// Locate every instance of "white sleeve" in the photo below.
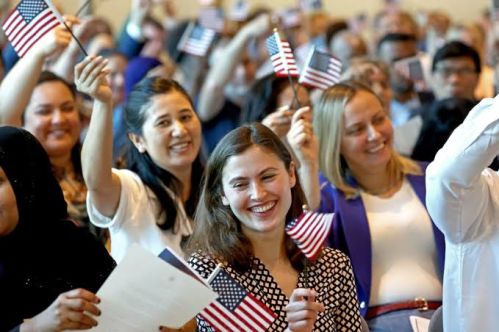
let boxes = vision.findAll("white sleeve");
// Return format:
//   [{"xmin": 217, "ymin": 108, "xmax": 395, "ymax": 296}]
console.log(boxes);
[
  {"xmin": 86, "ymin": 169, "xmax": 149, "ymax": 230},
  {"xmin": 426, "ymin": 96, "xmax": 499, "ymax": 243}
]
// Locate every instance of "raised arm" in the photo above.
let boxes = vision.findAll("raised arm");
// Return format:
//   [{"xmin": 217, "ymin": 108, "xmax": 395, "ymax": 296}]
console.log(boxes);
[
  {"xmin": 426, "ymin": 97, "xmax": 499, "ymax": 243},
  {"xmin": 287, "ymin": 107, "xmax": 321, "ymax": 210},
  {"xmin": 0, "ymin": 20, "xmax": 74, "ymax": 126},
  {"xmin": 196, "ymin": 13, "xmax": 271, "ymax": 122},
  {"xmin": 76, "ymin": 56, "xmax": 121, "ymax": 218}
]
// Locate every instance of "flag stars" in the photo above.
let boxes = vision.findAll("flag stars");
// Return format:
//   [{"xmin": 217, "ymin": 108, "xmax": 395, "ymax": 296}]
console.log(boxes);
[{"xmin": 18, "ymin": 0, "xmax": 48, "ymax": 22}]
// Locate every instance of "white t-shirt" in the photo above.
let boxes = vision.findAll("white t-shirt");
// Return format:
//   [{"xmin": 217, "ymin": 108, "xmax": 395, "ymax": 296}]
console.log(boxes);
[
  {"xmin": 87, "ymin": 169, "xmax": 190, "ymax": 263},
  {"xmin": 361, "ymin": 179, "xmax": 442, "ymax": 306}
]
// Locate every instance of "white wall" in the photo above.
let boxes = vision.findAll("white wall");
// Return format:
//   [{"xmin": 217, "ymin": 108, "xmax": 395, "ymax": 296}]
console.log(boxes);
[{"xmin": 60, "ymin": 0, "xmax": 490, "ymax": 34}]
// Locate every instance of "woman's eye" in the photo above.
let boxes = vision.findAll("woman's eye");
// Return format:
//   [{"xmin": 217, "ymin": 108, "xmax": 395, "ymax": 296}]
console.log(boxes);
[
  {"xmin": 347, "ymin": 127, "xmax": 363, "ymax": 135},
  {"xmin": 262, "ymin": 174, "xmax": 276, "ymax": 181},
  {"xmin": 61, "ymin": 105, "xmax": 75, "ymax": 113},
  {"xmin": 156, "ymin": 120, "xmax": 171, "ymax": 127},
  {"xmin": 180, "ymin": 114, "xmax": 192, "ymax": 122},
  {"xmin": 373, "ymin": 115, "xmax": 385, "ymax": 124},
  {"xmin": 34, "ymin": 109, "xmax": 51, "ymax": 116}
]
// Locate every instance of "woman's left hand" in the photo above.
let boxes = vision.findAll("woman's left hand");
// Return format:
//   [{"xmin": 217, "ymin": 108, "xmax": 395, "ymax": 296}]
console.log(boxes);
[
  {"xmin": 286, "ymin": 107, "xmax": 318, "ymax": 166},
  {"xmin": 284, "ymin": 288, "xmax": 325, "ymax": 332},
  {"xmin": 74, "ymin": 56, "xmax": 112, "ymax": 103}
]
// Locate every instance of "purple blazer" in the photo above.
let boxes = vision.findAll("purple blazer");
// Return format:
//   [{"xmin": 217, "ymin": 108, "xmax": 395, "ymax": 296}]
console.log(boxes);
[{"xmin": 318, "ymin": 163, "xmax": 445, "ymax": 317}]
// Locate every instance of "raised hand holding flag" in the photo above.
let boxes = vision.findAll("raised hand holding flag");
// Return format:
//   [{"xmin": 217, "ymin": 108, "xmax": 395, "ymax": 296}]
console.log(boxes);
[
  {"xmin": 2, "ymin": 0, "xmax": 87, "ymax": 58},
  {"xmin": 2, "ymin": 0, "xmax": 61, "ymax": 57}
]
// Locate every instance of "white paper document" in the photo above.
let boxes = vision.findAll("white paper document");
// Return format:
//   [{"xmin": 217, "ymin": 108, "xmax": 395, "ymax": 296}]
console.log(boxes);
[
  {"xmin": 90, "ymin": 245, "xmax": 217, "ymax": 331},
  {"xmin": 410, "ymin": 315, "xmax": 430, "ymax": 332}
]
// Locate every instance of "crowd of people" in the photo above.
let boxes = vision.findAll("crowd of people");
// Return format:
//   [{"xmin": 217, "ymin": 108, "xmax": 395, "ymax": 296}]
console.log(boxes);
[{"xmin": 1, "ymin": 0, "xmax": 499, "ymax": 331}]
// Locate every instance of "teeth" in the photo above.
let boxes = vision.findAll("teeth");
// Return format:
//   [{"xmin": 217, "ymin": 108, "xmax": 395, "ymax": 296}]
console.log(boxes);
[
  {"xmin": 171, "ymin": 142, "xmax": 189, "ymax": 151},
  {"xmin": 251, "ymin": 202, "xmax": 275, "ymax": 213},
  {"xmin": 368, "ymin": 143, "xmax": 384, "ymax": 153}
]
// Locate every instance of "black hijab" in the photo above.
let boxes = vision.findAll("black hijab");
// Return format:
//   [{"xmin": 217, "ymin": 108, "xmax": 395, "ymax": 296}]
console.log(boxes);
[{"xmin": 0, "ymin": 127, "xmax": 115, "ymax": 331}]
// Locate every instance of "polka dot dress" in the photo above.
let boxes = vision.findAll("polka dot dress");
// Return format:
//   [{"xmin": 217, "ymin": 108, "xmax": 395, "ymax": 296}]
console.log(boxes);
[{"xmin": 189, "ymin": 248, "xmax": 363, "ymax": 331}]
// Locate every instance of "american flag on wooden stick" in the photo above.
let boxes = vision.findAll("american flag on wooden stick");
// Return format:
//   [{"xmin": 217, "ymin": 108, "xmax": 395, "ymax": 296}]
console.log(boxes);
[
  {"xmin": 177, "ymin": 22, "xmax": 216, "ymax": 57},
  {"xmin": 200, "ymin": 266, "xmax": 276, "ymax": 332},
  {"xmin": 286, "ymin": 210, "xmax": 334, "ymax": 261},
  {"xmin": 298, "ymin": 47, "xmax": 342, "ymax": 90},
  {"xmin": 266, "ymin": 30, "xmax": 299, "ymax": 78},
  {"xmin": 2, "ymin": 0, "xmax": 60, "ymax": 57}
]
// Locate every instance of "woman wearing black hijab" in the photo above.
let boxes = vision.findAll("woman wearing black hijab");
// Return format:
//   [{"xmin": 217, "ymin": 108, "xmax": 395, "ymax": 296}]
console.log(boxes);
[{"xmin": 0, "ymin": 127, "xmax": 115, "ymax": 332}]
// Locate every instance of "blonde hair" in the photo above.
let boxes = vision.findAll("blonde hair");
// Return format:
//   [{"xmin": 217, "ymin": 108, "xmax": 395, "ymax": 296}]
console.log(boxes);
[{"xmin": 313, "ymin": 81, "xmax": 421, "ymax": 199}]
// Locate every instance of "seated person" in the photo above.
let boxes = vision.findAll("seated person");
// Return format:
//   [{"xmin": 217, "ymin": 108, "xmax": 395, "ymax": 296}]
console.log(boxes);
[
  {"xmin": 0, "ymin": 127, "xmax": 115, "ymax": 332},
  {"xmin": 188, "ymin": 123, "xmax": 363, "ymax": 331}
]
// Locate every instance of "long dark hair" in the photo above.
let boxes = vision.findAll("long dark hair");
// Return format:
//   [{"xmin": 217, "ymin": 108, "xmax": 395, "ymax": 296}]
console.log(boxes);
[
  {"xmin": 125, "ymin": 76, "xmax": 202, "ymax": 230},
  {"xmin": 188, "ymin": 123, "xmax": 306, "ymax": 272}
]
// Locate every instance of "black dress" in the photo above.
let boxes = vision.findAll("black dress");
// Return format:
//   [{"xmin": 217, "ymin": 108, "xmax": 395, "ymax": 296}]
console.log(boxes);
[{"xmin": 0, "ymin": 127, "xmax": 115, "ymax": 331}]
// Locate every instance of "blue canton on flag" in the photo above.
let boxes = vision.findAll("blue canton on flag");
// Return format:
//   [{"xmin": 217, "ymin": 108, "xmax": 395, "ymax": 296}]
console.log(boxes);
[
  {"xmin": 200, "ymin": 267, "xmax": 276, "ymax": 332},
  {"xmin": 266, "ymin": 31, "xmax": 299, "ymax": 78},
  {"xmin": 2, "ymin": 0, "xmax": 60, "ymax": 57},
  {"xmin": 298, "ymin": 47, "xmax": 342, "ymax": 90},
  {"xmin": 177, "ymin": 22, "xmax": 216, "ymax": 57},
  {"xmin": 211, "ymin": 269, "xmax": 247, "ymax": 311}
]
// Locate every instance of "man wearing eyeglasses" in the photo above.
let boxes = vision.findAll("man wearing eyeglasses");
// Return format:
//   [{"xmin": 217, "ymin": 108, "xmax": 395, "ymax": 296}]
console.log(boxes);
[{"xmin": 431, "ymin": 41, "xmax": 481, "ymax": 101}]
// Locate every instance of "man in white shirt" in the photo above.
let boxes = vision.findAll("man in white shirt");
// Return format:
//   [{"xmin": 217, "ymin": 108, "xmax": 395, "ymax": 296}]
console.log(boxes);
[{"xmin": 426, "ymin": 96, "xmax": 499, "ymax": 332}]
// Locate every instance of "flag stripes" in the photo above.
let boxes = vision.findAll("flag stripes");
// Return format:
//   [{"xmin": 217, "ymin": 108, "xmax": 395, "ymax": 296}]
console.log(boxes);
[
  {"xmin": 266, "ymin": 31, "xmax": 299, "ymax": 78},
  {"xmin": 2, "ymin": 0, "xmax": 59, "ymax": 57},
  {"xmin": 200, "ymin": 267, "xmax": 276, "ymax": 331},
  {"xmin": 299, "ymin": 47, "xmax": 342, "ymax": 90},
  {"xmin": 286, "ymin": 211, "xmax": 334, "ymax": 261}
]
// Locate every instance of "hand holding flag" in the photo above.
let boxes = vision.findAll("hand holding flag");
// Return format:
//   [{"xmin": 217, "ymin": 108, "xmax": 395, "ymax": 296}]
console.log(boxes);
[
  {"xmin": 286, "ymin": 208, "xmax": 334, "ymax": 261},
  {"xmin": 285, "ymin": 288, "xmax": 325, "ymax": 331},
  {"xmin": 2, "ymin": 0, "xmax": 87, "ymax": 58},
  {"xmin": 2, "ymin": 0, "xmax": 64, "ymax": 57}
]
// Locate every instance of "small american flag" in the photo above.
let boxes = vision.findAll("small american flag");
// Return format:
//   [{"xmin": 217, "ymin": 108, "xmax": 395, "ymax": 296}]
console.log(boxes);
[
  {"xmin": 298, "ymin": 48, "xmax": 342, "ymax": 90},
  {"xmin": 286, "ymin": 210, "xmax": 334, "ymax": 261},
  {"xmin": 177, "ymin": 22, "xmax": 216, "ymax": 57},
  {"xmin": 266, "ymin": 30, "xmax": 299, "ymax": 78},
  {"xmin": 299, "ymin": 0, "xmax": 323, "ymax": 12},
  {"xmin": 2, "ymin": 0, "xmax": 60, "ymax": 57},
  {"xmin": 200, "ymin": 266, "xmax": 276, "ymax": 332}
]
